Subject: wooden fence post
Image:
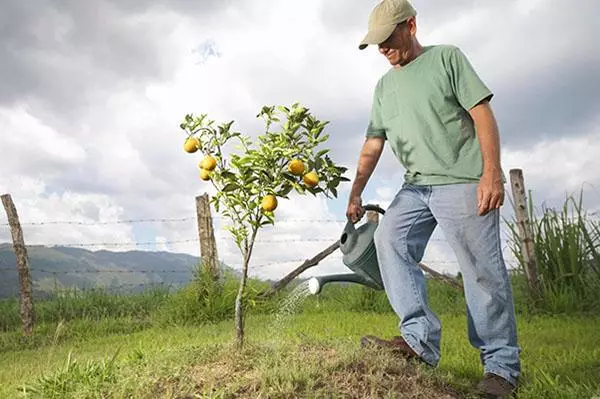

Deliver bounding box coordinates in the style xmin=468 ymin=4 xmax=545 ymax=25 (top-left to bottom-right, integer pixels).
xmin=196 ymin=193 xmax=219 ymax=280
xmin=1 ymin=193 xmax=35 ymax=336
xmin=509 ymin=169 xmax=540 ymax=297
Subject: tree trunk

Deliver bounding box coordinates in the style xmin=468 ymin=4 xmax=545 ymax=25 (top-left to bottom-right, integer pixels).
xmin=234 ymin=258 xmax=249 ymax=347
xmin=234 ymin=228 xmax=258 ymax=348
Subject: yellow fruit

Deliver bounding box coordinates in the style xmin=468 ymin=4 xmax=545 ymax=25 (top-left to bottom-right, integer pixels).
xmin=184 ymin=137 xmax=200 ymax=153
xmin=201 ymin=155 xmax=217 ymax=171
xmin=303 ymin=171 xmax=319 ymax=187
xmin=199 ymin=168 xmax=211 ymax=181
xmin=288 ymin=159 xmax=305 ymax=176
xmin=261 ymin=195 xmax=278 ymax=212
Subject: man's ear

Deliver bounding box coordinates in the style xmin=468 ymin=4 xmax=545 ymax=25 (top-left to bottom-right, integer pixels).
xmin=407 ymin=17 xmax=417 ymax=36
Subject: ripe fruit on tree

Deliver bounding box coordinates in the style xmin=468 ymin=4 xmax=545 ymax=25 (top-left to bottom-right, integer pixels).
xmin=303 ymin=171 xmax=319 ymax=187
xmin=199 ymin=169 xmax=211 ymax=181
xmin=184 ymin=137 xmax=200 ymax=153
xmin=288 ymin=159 xmax=305 ymax=176
xmin=261 ymin=195 xmax=278 ymax=212
xmin=201 ymin=155 xmax=217 ymax=171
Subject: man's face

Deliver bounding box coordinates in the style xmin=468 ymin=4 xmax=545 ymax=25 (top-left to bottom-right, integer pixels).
xmin=378 ymin=18 xmax=416 ymax=67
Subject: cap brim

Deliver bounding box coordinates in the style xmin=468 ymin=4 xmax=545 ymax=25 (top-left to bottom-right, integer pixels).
xmin=358 ymin=24 xmax=397 ymax=50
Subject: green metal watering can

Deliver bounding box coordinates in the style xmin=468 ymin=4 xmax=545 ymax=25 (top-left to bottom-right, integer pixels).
xmin=308 ymin=204 xmax=386 ymax=295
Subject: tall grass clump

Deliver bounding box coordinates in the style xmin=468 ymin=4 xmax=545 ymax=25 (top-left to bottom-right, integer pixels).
xmin=506 ymin=189 xmax=600 ymax=313
xmin=154 ymin=263 xmax=275 ymax=327
xmin=20 ymin=349 xmax=121 ymax=398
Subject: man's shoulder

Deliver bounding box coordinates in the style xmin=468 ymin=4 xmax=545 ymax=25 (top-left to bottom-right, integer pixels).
xmin=425 ymin=44 xmax=463 ymax=58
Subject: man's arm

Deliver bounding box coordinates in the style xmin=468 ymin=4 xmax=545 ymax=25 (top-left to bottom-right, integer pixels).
xmin=469 ymin=100 xmax=504 ymax=216
xmin=346 ymin=137 xmax=385 ymax=222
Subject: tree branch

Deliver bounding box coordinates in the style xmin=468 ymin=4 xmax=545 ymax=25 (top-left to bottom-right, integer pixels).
xmin=259 ymin=239 xmax=340 ymax=298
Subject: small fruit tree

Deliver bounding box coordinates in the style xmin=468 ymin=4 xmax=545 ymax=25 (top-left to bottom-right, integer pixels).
xmin=179 ymin=102 xmax=349 ymax=347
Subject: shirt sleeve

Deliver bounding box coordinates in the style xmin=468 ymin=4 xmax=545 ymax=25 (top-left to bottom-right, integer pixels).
xmin=365 ymin=79 xmax=387 ymax=139
xmin=446 ymin=46 xmax=493 ymax=111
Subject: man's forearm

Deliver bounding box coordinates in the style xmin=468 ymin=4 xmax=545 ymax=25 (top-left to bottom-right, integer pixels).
xmin=470 ymin=101 xmax=502 ymax=176
xmin=349 ymin=137 xmax=384 ymax=199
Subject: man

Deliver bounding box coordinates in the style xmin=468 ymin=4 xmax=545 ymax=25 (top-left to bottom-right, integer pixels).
xmin=346 ymin=0 xmax=521 ymax=397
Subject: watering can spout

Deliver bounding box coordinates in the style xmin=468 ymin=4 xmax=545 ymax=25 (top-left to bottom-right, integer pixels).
xmin=308 ymin=273 xmax=383 ymax=295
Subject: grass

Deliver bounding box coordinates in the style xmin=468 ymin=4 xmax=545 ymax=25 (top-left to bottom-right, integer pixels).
xmin=0 ymin=280 xmax=599 ymax=398
xmin=0 ymin=286 xmax=170 ymax=333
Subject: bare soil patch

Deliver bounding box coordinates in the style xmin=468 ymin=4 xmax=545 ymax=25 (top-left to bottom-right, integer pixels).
xmin=185 ymin=343 xmax=465 ymax=398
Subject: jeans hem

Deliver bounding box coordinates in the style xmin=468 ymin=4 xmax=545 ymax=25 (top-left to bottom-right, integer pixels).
xmin=402 ymin=334 xmax=439 ymax=367
xmin=484 ymin=367 xmax=519 ymax=387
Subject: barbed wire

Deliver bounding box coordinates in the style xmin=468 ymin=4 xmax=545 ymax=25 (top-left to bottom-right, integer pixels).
xmin=7 ymin=213 xmax=587 ymax=228
xmin=0 ymin=268 xmax=195 ymax=274
xmin=0 ymin=216 xmax=197 ymax=227
xmin=0 ymin=216 xmax=353 ymax=227
xmin=20 ymin=238 xmax=200 ymax=248
xmin=1 ymin=234 xmax=512 ymax=249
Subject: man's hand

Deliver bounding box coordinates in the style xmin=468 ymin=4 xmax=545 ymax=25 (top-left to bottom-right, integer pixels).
xmin=477 ymin=170 xmax=504 ymax=216
xmin=346 ymin=196 xmax=365 ymax=223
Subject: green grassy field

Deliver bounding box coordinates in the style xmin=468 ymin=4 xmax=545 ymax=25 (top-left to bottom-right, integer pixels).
xmin=1 ymin=278 xmax=599 ymax=399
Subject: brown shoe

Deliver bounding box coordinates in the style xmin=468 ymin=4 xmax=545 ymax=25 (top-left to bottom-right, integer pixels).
xmin=360 ymin=335 xmax=425 ymax=363
xmin=476 ymin=373 xmax=517 ymax=398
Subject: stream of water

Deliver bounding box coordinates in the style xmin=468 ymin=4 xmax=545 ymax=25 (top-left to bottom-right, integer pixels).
xmin=269 ymin=280 xmax=313 ymax=333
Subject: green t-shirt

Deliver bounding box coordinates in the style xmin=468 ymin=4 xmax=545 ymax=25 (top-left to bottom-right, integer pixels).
xmin=366 ymin=44 xmax=494 ymax=185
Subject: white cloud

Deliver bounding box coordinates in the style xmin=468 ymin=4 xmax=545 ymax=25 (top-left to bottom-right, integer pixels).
xmin=0 ymin=178 xmax=135 ymax=250
xmin=0 ymin=107 xmax=86 ymax=175
xmin=503 ymin=122 xmax=600 ymax=212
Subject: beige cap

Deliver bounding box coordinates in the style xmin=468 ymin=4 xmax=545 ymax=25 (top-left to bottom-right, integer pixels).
xmin=358 ymin=0 xmax=417 ymax=50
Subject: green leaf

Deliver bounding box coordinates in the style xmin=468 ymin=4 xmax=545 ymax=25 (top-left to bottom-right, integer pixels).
xmin=282 ymin=173 xmax=297 ymax=182
xmin=316 ymin=149 xmax=329 ymax=158
xmin=315 ymin=158 xmax=323 ymax=171
xmin=221 ymin=171 xmax=237 ymax=180
xmin=222 ymin=183 xmax=238 ymax=192
xmin=278 ymin=185 xmax=293 ymax=197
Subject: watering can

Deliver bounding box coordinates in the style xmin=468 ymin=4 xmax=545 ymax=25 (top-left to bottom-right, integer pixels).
xmin=308 ymin=204 xmax=386 ymax=295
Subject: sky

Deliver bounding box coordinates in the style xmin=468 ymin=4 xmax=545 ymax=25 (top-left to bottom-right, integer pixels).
xmin=1 ymin=0 xmax=599 ymax=283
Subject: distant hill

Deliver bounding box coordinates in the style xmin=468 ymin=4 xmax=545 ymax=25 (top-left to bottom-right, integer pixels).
xmin=0 ymin=243 xmax=238 ymax=298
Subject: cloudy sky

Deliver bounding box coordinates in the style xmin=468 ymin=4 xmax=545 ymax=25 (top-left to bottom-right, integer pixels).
xmin=1 ymin=0 xmax=599 ymax=282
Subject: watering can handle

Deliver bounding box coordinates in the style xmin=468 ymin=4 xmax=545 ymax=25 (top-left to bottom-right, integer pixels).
xmin=344 ymin=204 xmax=386 ymax=232
xmin=363 ymin=204 xmax=386 ymax=215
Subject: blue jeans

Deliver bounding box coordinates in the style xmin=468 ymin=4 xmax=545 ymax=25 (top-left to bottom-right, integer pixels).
xmin=373 ymin=183 xmax=521 ymax=386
